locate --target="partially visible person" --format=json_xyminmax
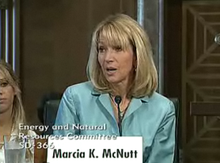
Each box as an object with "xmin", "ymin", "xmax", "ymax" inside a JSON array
[
  {"xmin": 54, "ymin": 14, "xmax": 176, "ymax": 163},
  {"xmin": 0, "ymin": 60, "xmax": 36, "ymax": 163}
]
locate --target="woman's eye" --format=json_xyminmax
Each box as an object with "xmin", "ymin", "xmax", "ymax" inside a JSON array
[
  {"xmin": 98, "ymin": 46, "xmax": 106, "ymax": 53},
  {"xmin": 0, "ymin": 82, "xmax": 9, "ymax": 87},
  {"xmin": 113, "ymin": 46, "xmax": 122, "ymax": 52}
]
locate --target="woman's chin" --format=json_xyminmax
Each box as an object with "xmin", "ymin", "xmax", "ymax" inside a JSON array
[
  {"xmin": 107, "ymin": 80, "xmax": 124, "ymax": 86},
  {"xmin": 106, "ymin": 77, "xmax": 119, "ymax": 84}
]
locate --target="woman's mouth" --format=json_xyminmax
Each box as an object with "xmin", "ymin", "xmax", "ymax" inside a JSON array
[
  {"xmin": 0, "ymin": 98, "xmax": 6, "ymax": 104},
  {"xmin": 106, "ymin": 68, "xmax": 117, "ymax": 75}
]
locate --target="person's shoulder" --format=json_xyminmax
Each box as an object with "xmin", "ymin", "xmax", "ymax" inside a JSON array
[
  {"xmin": 149, "ymin": 92, "xmax": 170, "ymax": 103},
  {"xmin": 64, "ymin": 81, "xmax": 94, "ymax": 95},
  {"xmin": 147, "ymin": 92, "xmax": 175, "ymax": 113}
]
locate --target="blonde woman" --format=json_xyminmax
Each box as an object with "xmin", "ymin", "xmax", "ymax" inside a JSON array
[
  {"xmin": 54, "ymin": 14, "xmax": 176, "ymax": 163},
  {"xmin": 0, "ymin": 60, "xmax": 35, "ymax": 163}
]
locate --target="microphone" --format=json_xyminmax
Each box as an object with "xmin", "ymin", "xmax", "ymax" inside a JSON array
[
  {"xmin": 114, "ymin": 96, "xmax": 122, "ymax": 136},
  {"xmin": 114, "ymin": 96, "xmax": 122, "ymax": 105}
]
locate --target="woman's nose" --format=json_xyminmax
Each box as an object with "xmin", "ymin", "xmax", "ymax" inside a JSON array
[
  {"xmin": 0, "ymin": 86, "xmax": 4, "ymax": 94},
  {"xmin": 104, "ymin": 49, "xmax": 114, "ymax": 62}
]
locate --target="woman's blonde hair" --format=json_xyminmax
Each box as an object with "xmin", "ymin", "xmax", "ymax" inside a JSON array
[
  {"xmin": 87, "ymin": 14, "xmax": 158, "ymax": 97},
  {"xmin": 0, "ymin": 60, "xmax": 33, "ymax": 159},
  {"xmin": 0, "ymin": 60, "xmax": 26, "ymax": 130}
]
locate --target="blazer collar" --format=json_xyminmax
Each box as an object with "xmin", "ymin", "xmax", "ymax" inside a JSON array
[
  {"xmin": 91, "ymin": 88, "xmax": 149, "ymax": 120},
  {"xmin": 91, "ymin": 88, "xmax": 101, "ymax": 96},
  {"xmin": 91, "ymin": 88, "xmax": 149, "ymax": 102}
]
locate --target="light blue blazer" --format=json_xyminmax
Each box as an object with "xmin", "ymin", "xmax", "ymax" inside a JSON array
[{"xmin": 54, "ymin": 81, "xmax": 176, "ymax": 163}]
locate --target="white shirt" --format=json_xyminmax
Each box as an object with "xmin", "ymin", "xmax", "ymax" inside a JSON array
[{"xmin": 0, "ymin": 130, "xmax": 36, "ymax": 163}]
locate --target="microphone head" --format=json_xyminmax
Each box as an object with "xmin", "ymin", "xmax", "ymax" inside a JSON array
[{"xmin": 114, "ymin": 96, "xmax": 122, "ymax": 105}]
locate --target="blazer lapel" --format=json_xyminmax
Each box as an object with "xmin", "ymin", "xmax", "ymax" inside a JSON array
[
  {"xmin": 98, "ymin": 93, "xmax": 115, "ymax": 117},
  {"xmin": 123, "ymin": 96, "xmax": 149, "ymax": 121},
  {"xmin": 91, "ymin": 89, "xmax": 116, "ymax": 122}
]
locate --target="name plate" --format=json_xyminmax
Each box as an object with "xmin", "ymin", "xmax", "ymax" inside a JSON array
[{"xmin": 47, "ymin": 136, "xmax": 143, "ymax": 163}]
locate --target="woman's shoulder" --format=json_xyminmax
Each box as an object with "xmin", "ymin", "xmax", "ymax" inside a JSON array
[
  {"xmin": 149, "ymin": 92, "xmax": 170, "ymax": 103},
  {"xmin": 65, "ymin": 81, "xmax": 93, "ymax": 92},
  {"xmin": 63, "ymin": 81, "xmax": 94, "ymax": 97},
  {"xmin": 147, "ymin": 92, "xmax": 175, "ymax": 113}
]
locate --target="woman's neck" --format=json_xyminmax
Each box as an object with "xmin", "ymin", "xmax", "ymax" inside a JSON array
[
  {"xmin": 110, "ymin": 73, "xmax": 134, "ymax": 98},
  {"xmin": 110, "ymin": 83, "xmax": 132, "ymax": 107},
  {"xmin": 111, "ymin": 83, "xmax": 129, "ymax": 98}
]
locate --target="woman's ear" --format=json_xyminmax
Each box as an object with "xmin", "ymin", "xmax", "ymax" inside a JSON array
[
  {"xmin": 14, "ymin": 91, "xmax": 17, "ymax": 96},
  {"xmin": 13, "ymin": 87, "xmax": 19, "ymax": 96},
  {"xmin": 133, "ymin": 55, "xmax": 137, "ymax": 69}
]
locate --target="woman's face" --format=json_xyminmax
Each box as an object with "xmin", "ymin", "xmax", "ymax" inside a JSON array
[
  {"xmin": 98, "ymin": 37, "xmax": 136, "ymax": 87},
  {"xmin": 0, "ymin": 71, "xmax": 15, "ymax": 114}
]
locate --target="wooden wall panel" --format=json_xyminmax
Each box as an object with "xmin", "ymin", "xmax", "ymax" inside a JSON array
[{"xmin": 182, "ymin": 2, "xmax": 220, "ymax": 163}]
